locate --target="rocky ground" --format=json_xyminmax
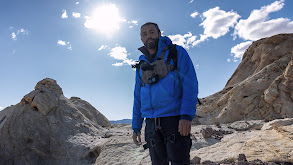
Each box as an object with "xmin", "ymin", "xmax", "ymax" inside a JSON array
[{"xmin": 92, "ymin": 118, "xmax": 293, "ymax": 165}]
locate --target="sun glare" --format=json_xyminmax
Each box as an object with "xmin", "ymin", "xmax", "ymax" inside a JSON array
[{"xmin": 85, "ymin": 4, "xmax": 122, "ymax": 36}]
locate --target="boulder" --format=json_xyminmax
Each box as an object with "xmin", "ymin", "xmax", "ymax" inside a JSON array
[
  {"xmin": 0, "ymin": 78, "xmax": 110, "ymax": 165},
  {"xmin": 196, "ymin": 34, "xmax": 293, "ymax": 124}
]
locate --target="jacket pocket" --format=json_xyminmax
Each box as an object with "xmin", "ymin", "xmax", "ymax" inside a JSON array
[
  {"xmin": 152, "ymin": 72, "xmax": 176, "ymax": 108},
  {"xmin": 140, "ymin": 85, "xmax": 151, "ymax": 110},
  {"xmin": 159, "ymin": 71, "xmax": 175, "ymax": 97}
]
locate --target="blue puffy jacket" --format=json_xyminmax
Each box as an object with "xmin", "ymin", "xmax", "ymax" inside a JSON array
[{"xmin": 132, "ymin": 36, "xmax": 198, "ymax": 132}]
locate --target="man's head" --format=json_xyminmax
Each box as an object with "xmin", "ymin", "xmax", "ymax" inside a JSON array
[{"xmin": 140, "ymin": 22, "xmax": 161, "ymax": 52}]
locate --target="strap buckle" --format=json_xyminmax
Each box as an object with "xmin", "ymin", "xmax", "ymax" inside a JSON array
[
  {"xmin": 170, "ymin": 134, "xmax": 176, "ymax": 143},
  {"xmin": 150, "ymin": 139, "xmax": 156, "ymax": 147}
]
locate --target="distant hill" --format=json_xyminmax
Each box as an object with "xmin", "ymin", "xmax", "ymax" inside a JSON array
[{"xmin": 110, "ymin": 119, "xmax": 132, "ymax": 124}]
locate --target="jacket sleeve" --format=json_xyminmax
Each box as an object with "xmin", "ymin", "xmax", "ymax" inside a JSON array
[
  {"xmin": 176, "ymin": 45, "xmax": 199, "ymax": 117},
  {"xmin": 132, "ymin": 68, "xmax": 144, "ymax": 132}
]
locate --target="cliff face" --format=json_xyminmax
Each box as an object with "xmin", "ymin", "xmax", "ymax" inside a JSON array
[
  {"xmin": 0, "ymin": 78, "xmax": 110, "ymax": 165},
  {"xmin": 196, "ymin": 34, "xmax": 293, "ymax": 124}
]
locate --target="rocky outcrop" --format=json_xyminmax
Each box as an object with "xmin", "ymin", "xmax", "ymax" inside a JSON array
[
  {"xmin": 70, "ymin": 97, "xmax": 110, "ymax": 127},
  {"xmin": 0, "ymin": 78, "xmax": 110, "ymax": 165},
  {"xmin": 190, "ymin": 118, "xmax": 293, "ymax": 163},
  {"xmin": 196, "ymin": 34, "xmax": 293, "ymax": 124}
]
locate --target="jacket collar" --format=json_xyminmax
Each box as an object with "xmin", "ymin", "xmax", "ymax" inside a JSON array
[{"xmin": 138, "ymin": 36, "xmax": 172, "ymax": 62}]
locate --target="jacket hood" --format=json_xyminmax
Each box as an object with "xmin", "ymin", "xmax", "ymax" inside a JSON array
[{"xmin": 138, "ymin": 36, "xmax": 172, "ymax": 62}]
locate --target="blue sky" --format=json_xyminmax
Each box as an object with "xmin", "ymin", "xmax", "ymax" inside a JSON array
[{"xmin": 1, "ymin": 0, "xmax": 293, "ymax": 120}]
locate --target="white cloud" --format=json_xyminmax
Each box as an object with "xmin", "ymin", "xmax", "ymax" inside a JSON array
[
  {"xmin": 188, "ymin": 7, "xmax": 240, "ymax": 47},
  {"xmin": 98, "ymin": 45, "xmax": 110, "ymax": 51},
  {"xmin": 109, "ymin": 46, "xmax": 128, "ymax": 60},
  {"xmin": 190, "ymin": 0, "xmax": 194, "ymax": 3},
  {"xmin": 18, "ymin": 29, "xmax": 29, "ymax": 35},
  {"xmin": 12, "ymin": 32, "xmax": 16, "ymax": 40},
  {"xmin": 62, "ymin": 10, "xmax": 68, "ymax": 19},
  {"xmin": 168, "ymin": 32, "xmax": 197, "ymax": 49},
  {"xmin": 123, "ymin": 58, "xmax": 136, "ymax": 66},
  {"xmin": 131, "ymin": 20, "xmax": 138, "ymax": 25},
  {"xmin": 20, "ymin": 29, "xmax": 25, "ymax": 33},
  {"xmin": 231, "ymin": 41, "xmax": 252, "ymax": 59},
  {"xmin": 190, "ymin": 11, "xmax": 199, "ymax": 18},
  {"xmin": 0, "ymin": 107, "xmax": 3, "ymax": 110},
  {"xmin": 233, "ymin": 0, "xmax": 293, "ymax": 41},
  {"xmin": 191, "ymin": 34, "xmax": 209, "ymax": 47},
  {"xmin": 57, "ymin": 40, "xmax": 72, "ymax": 50},
  {"xmin": 72, "ymin": 12, "xmax": 81, "ymax": 18},
  {"xmin": 200, "ymin": 7, "xmax": 240, "ymax": 39},
  {"xmin": 227, "ymin": 59, "xmax": 231, "ymax": 62},
  {"xmin": 121, "ymin": 17, "xmax": 127, "ymax": 23},
  {"xmin": 76, "ymin": 2, "xmax": 79, "ymax": 4},
  {"xmin": 11, "ymin": 28, "xmax": 29, "ymax": 40},
  {"xmin": 108, "ymin": 46, "xmax": 136, "ymax": 66},
  {"xmin": 233, "ymin": 59, "xmax": 238, "ymax": 62},
  {"xmin": 125, "ymin": 20, "xmax": 138, "ymax": 28},
  {"xmin": 112, "ymin": 62, "xmax": 124, "ymax": 67},
  {"xmin": 67, "ymin": 44, "xmax": 72, "ymax": 50},
  {"xmin": 57, "ymin": 40, "xmax": 66, "ymax": 46}
]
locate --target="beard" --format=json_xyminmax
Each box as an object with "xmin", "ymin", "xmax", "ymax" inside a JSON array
[{"xmin": 144, "ymin": 38, "xmax": 159, "ymax": 50}]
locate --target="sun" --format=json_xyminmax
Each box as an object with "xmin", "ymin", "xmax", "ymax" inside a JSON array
[{"xmin": 85, "ymin": 4, "xmax": 123, "ymax": 36}]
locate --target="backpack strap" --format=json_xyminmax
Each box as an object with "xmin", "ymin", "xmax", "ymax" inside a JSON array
[{"xmin": 167, "ymin": 44, "xmax": 178, "ymax": 71}]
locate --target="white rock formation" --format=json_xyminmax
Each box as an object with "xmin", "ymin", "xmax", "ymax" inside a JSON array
[
  {"xmin": 0, "ymin": 78, "xmax": 110, "ymax": 165},
  {"xmin": 196, "ymin": 34, "xmax": 293, "ymax": 124}
]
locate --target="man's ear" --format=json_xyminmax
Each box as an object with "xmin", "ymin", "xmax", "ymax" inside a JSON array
[{"xmin": 141, "ymin": 37, "xmax": 143, "ymax": 42}]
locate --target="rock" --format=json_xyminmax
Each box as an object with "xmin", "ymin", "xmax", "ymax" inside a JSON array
[
  {"xmin": 261, "ymin": 118, "xmax": 293, "ymax": 130},
  {"xmin": 228, "ymin": 120, "xmax": 265, "ymax": 131},
  {"xmin": 238, "ymin": 154, "xmax": 248, "ymax": 162},
  {"xmin": 22, "ymin": 78, "xmax": 61, "ymax": 115},
  {"xmin": 249, "ymin": 159, "xmax": 264, "ymax": 165},
  {"xmin": 201, "ymin": 126, "xmax": 233, "ymax": 140},
  {"xmin": 196, "ymin": 34, "xmax": 293, "ymax": 125},
  {"xmin": 201, "ymin": 127, "xmax": 214, "ymax": 138},
  {"xmin": 0, "ymin": 78, "xmax": 110, "ymax": 165},
  {"xmin": 86, "ymin": 145, "xmax": 102, "ymax": 162},
  {"xmin": 70, "ymin": 97, "xmax": 110, "ymax": 127},
  {"xmin": 191, "ymin": 156, "xmax": 201, "ymax": 164},
  {"xmin": 201, "ymin": 160, "xmax": 218, "ymax": 165}
]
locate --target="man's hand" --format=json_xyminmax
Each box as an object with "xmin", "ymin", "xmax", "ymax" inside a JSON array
[
  {"xmin": 178, "ymin": 119, "xmax": 191, "ymax": 136},
  {"xmin": 132, "ymin": 132, "xmax": 142, "ymax": 146}
]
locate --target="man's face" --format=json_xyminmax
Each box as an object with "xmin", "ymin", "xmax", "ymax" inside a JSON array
[{"xmin": 140, "ymin": 24, "xmax": 161, "ymax": 50}]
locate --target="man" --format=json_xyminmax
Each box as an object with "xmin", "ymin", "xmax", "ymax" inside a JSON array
[{"xmin": 132, "ymin": 22, "xmax": 198, "ymax": 165}]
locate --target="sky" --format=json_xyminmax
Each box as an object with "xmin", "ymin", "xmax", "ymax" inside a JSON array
[{"xmin": 1, "ymin": 0, "xmax": 293, "ymax": 120}]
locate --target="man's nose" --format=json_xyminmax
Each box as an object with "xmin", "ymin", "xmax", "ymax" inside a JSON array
[{"xmin": 146, "ymin": 33, "xmax": 151, "ymax": 39}]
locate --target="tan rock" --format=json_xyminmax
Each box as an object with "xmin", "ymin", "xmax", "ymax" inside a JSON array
[
  {"xmin": 196, "ymin": 34, "xmax": 293, "ymax": 124},
  {"xmin": 190, "ymin": 118, "xmax": 293, "ymax": 163},
  {"xmin": 69, "ymin": 97, "xmax": 111, "ymax": 127},
  {"xmin": 0, "ymin": 78, "xmax": 110, "ymax": 165},
  {"xmin": 21, "ymin": 78, "xmax": 61, "ymax": 115}
]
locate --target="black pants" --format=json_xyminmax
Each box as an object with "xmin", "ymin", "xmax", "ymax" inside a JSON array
[{"xmin": 145, "ymin": 116, "xmax": 192, "ymax": 165}]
